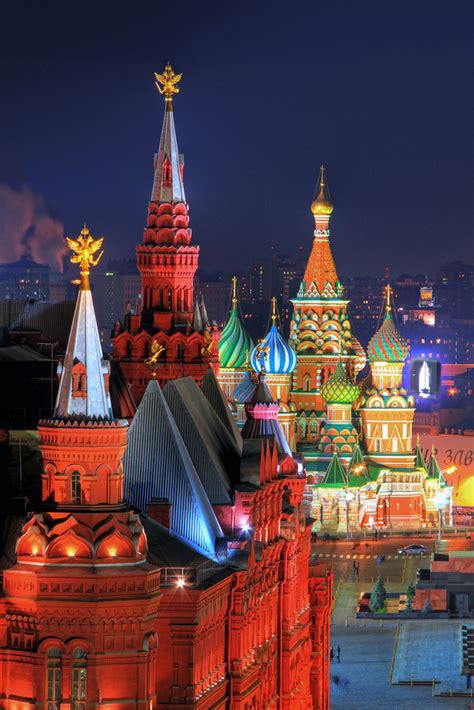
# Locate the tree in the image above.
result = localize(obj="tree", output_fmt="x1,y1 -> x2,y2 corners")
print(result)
405,581 -> 416,612
370,575 -> 387,612
422,599 -> 433,613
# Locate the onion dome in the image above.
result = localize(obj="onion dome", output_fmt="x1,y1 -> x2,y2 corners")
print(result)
367,286 -> 409,363
233,371 -> 256,404
218,277 -> 254,369
321,361 -> 359,405
250,298 -> 297,375
351,335 -> 367,373
310,165 -> 334,216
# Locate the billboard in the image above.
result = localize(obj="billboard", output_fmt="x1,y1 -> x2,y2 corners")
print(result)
410,358 -> 441,398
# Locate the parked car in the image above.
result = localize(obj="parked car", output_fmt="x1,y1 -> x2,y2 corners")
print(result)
398,544 -> 428,556
358,592 -> 371,612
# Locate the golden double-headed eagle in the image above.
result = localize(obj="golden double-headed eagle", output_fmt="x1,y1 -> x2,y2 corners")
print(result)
155,64 -> 183,102
66,226 -> 104,275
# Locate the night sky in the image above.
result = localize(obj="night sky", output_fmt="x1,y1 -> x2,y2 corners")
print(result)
0,0 -> 472,276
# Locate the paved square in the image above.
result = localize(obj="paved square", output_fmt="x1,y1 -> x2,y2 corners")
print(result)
393,620 -> 462,684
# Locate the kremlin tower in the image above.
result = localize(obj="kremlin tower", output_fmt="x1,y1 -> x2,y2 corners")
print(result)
250,297 -> 297,448
289,167 -> 366,453
112,65 -> 219,404
0,228 -> 161,706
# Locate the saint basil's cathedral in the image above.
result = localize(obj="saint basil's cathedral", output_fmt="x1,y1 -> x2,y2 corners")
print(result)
0,67 -> 333,708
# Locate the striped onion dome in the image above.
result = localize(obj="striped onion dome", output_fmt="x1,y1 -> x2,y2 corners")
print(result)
233,371 -> 256,403
218,303 -> 254,369
367,311 -> 409,363
250,324 -> 297,375
321,361 -> 359,405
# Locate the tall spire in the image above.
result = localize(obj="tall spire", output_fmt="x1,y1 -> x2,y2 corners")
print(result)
55,227 -> 112,419
301,166 -> 341,298
151,63 -> 186,204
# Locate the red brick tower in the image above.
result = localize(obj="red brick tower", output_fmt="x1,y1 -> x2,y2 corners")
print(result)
112,65 -> 219,404
0,229 -> 161,707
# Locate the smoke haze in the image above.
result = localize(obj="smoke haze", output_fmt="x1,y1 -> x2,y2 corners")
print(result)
0,185 -> 66,271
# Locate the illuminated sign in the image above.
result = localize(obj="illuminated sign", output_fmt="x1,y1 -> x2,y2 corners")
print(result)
410,358 -> 440,398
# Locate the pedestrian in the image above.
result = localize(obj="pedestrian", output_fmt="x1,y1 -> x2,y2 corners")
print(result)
356,561 -> 360,578
330,647 -> 334,662
352,560 -> 357,575
336,644 -> 341,663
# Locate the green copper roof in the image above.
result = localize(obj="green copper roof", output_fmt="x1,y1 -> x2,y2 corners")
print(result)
322,453 -> 348,485
321,360 -> 359,405
218,303 -> 254,369
415,442 -> 428,473
427,449 -> 444,482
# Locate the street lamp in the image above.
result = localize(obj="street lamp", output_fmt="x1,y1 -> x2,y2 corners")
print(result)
345,490 -> 354,540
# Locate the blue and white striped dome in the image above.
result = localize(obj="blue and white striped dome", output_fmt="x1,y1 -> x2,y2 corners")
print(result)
233,371 -> 256,403
251,324 -> 297,375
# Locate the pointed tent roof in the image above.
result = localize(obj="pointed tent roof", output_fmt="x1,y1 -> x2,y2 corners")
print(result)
427,446 -> 444,482
55,227 -> 112,419
414,436 -> 428,473
200,367 -> 243,451
218,277 -> 254,369
322,453 -> 348,486
150,68 -> 186,204
200,296 -> 210,329
123,379 -> 224,558
301,167 -> 341,298
348,443 -> 369,478
163,377 -> 240,502
192,299 -> 203,333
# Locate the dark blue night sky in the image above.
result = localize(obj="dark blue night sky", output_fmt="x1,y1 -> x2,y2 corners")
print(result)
0,0 -> 472,275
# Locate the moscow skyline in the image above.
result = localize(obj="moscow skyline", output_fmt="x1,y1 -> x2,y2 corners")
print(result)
0,0 -> 472,276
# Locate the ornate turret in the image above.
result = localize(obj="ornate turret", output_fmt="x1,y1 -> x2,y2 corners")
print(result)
241,372 -> 292,455
367,285 -> 409,390
319,361 -> 359,455
321,360 -> 359,405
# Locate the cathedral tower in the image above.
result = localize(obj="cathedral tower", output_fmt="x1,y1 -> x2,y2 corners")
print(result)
289,167 -> 365,453
112,65 -> 219,404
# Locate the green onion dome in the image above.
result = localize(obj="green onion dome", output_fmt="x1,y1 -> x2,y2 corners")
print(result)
321,361 -> 359,405
367,311 -> 409,363
218,303 -> 254,369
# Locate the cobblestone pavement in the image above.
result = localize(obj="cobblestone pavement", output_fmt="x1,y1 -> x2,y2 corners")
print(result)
393,620 -> 462,684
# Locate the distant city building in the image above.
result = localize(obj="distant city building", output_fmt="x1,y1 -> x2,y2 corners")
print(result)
198,274 -> 228,326
0,255 -> 49,301
92,268 -> 141,350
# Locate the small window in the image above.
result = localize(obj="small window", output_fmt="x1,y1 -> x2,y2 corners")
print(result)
47,647 -> 61,704
71,471 -> 81,504
72,648 -> 87,709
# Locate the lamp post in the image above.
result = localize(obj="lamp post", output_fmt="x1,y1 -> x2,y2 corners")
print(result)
345,490 -> 354,540
435,466 -> 456,540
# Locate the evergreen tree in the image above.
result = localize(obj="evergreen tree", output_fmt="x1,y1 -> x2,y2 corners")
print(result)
370,575 -> 387,612
405,581 -> 416,611
422,599 -> 433,613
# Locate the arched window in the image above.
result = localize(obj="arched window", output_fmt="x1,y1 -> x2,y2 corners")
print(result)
47,647 -> 61,707
71,471 -> 81,504
157,288 -> 163,309
72,648 -> 87,709
303,373 -> 311,392
176,343 -> 184,360
167,288 -> 172,311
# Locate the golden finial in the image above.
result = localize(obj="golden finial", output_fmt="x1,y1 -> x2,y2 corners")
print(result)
231,276 -> 238,306
271,296 -> 278,325
244,348 -> 250,368
311,165 -> 334,216
385,284 -> 392,315
416,433 -> 420,446
66,226 -> 104,290
155,63 -> 183,109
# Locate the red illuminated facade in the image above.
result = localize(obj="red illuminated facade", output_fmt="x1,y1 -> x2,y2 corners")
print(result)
112,66 -> 219,404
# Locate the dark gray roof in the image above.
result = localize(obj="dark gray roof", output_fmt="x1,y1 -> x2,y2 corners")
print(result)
123,380 -> 224,558
200,367 -> 243,453
163,377 -> 239,504
8,300 -> 75,348
0,345 -> 49,362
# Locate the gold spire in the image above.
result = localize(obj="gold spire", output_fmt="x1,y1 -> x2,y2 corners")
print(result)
271,296 -> 278,325
155,63 -> 182,111
311,165 -> 334,216
66,226 -> 104,291
231,276 -> 238,307
416,433 -> 420,446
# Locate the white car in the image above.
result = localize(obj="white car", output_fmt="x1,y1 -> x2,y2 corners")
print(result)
398,544 -> 428,556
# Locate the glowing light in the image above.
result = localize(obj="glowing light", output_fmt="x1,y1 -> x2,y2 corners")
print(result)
241,523 -> 250,533
176,578 -> 185,588
108,548 -> 117,558
31,545 -> 39,556
66,547 -> 76,558
446,466 -> 457,474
